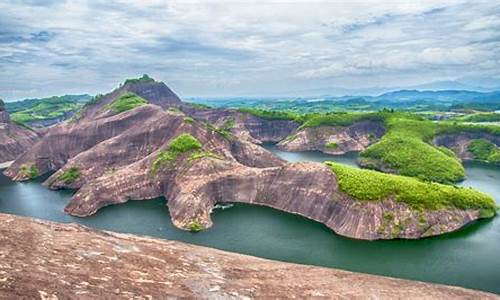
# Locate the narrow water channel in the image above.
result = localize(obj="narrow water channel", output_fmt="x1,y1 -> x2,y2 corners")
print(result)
0,146 -> 499,294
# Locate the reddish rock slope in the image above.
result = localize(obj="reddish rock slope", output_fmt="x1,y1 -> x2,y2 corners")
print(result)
0,213 -> 497,299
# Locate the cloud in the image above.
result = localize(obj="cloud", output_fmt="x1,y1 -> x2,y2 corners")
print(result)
0,0 -> 499,98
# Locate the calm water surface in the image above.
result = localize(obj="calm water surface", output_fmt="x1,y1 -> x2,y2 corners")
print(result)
0,145 -> 499,294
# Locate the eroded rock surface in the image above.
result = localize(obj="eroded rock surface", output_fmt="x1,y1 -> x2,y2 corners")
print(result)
0,213 -> 497,299
3,80 -> 491,240
0,99 -> 40,163
182,106 -> 299,143
277,121 -> 385,154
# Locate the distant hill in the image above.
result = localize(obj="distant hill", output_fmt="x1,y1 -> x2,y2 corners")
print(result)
5,94 -> 92,127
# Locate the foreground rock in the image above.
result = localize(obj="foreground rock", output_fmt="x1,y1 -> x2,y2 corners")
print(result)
4,78 -> 496,240
0,213 -> 497,299
0,99 -> 39,163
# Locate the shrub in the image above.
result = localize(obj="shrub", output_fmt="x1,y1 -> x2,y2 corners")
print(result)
183,116 -> 194,123
123,74 -> 155,85
360,116 -> 465,184
58,167 -> 80,184
468,139 -> 496,161
108,93 -> 147,113
325,142 -> 339,150
151,134 -> 203,173
18,164 -> 39,179
326,161 -> 497,213
187,219 -> 204,232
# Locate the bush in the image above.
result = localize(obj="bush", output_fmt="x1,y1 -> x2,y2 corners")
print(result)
187,219 -> 204,232
151,134 -> 203,173
123,74 -> 155,85
326,161 -> 497,213
325,142 -> 339,150
360,116 -> 465,183
468,139 -> 495,160
108,93 -> 147,113
58,167 -> 80,184
18,164 -> 39,179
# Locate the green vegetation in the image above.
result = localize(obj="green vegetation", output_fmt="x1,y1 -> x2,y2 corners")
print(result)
187,219 -> 204,232
6,95 -> 91,124
467,139 -> 500,164
123,74 -> 155,85
238,108 -> 303,122
455,113 -> 500,123
18,164 -> 39,179
325,142 -> 339,150
58,167 -> 80,184
300,111 -> 387,128
183,116 -> 194,123
326,162 -> 497,214
359,115 -> 466,183
151,134 -> 203,173
108,92 -> 148,114
188,151 -> 222,162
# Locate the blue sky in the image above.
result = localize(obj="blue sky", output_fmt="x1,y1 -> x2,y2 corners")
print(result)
1,0 -> 499,99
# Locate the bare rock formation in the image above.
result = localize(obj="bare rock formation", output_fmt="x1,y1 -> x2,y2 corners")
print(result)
277,121 -> 386,155
182,105 -> 299,143
1,213 -> 497,299
3,80 -> 493,240
0,99 -> 40,163
434,132 -> 500,160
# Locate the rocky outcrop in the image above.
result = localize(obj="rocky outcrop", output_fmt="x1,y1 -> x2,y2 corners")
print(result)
4,80 -> 493,240
277,121 -> 385,154
434,132 -> 500,160
182,106 -> 299,143
0,99 -> 40,163
1,214 -> 496,299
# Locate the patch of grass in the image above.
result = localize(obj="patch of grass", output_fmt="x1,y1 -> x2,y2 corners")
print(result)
360,116 -> 465,183
326,161 -> 497,212
58,167 -> 80,184
299,111 -> 387,128
123,74 -> 155,85
238,108 -> 303,122
187,219 -> 204,232
468,139 -> 495,160
325,142 -> 339,150
188,151 -> 223,162
455,113 -> 500,123
183,116 -> 194,124
108,92 -> 147,114
151,134 -> 203,173
18,164 -> 39,179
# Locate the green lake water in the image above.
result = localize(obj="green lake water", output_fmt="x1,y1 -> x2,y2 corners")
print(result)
0,145 -> 499,294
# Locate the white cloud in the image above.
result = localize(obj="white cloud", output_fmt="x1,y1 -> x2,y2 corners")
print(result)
0,0 -> 499,98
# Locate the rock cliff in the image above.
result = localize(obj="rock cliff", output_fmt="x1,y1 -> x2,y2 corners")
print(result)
182,105 -> 299,143
1,214 -> 496,299
277,121 -> 385,154
4,79 -> 495,240
0,99 -> 40,163
434,132 -> 500,160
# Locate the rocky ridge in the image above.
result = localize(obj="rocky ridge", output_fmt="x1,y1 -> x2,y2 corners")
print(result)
277,120 -> 385,154
4,79 -> 496,240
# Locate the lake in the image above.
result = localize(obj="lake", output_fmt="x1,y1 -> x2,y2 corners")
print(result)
0,145 -> 499,294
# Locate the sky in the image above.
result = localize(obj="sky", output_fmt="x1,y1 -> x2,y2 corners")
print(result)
1,0 -> 500,100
